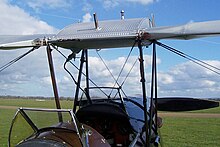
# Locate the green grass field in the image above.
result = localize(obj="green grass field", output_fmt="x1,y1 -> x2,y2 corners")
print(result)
0,98 -> 219,147
160,116 -> 220,147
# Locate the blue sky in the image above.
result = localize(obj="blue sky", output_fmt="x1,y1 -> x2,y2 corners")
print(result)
0,0 -> 220,98
10,0 -> 220,28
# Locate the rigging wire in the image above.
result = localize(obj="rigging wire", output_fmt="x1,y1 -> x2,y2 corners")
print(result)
0,47 -> 38,73
96,50 -> 119,86
156,41 -> 220,75
120,57 -> 139,87
34,12 -> 81,21
95,50 -> 128,98
53,47 -> 109,97
109,39 -> 138,96
96,49 -> 139,95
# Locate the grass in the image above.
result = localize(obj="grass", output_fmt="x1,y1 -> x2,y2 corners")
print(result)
161,117 -> 220,147
0,98 -> 73,109
0,98 -> 220,146
159,104 -> 220,146
0,109 -> 16,146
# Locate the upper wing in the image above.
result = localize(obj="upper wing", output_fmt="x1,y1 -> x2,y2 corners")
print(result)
0,19 -> 220,51
50,19 -> 220,51
146,20 -> 220,40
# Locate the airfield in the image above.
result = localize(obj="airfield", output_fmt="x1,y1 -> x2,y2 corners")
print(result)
0,97 -> 219,147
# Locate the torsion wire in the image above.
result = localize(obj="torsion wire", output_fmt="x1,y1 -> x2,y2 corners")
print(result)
109,39 -> 138,96
95,50 -> 128,98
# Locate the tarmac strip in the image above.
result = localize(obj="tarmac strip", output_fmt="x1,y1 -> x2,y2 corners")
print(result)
0,105 -> 19,110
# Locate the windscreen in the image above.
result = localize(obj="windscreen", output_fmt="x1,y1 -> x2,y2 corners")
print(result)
9,109 -> 80,147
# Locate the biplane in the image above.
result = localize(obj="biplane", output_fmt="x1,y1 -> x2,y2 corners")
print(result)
0,13 -> 219,147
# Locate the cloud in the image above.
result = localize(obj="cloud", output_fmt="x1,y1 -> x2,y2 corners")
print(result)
1,0 -> 220,98
100,0 -> 157,9
102,0 -> 120,9
82,13 -> 92,22
82,2 -> 93,12
0,1 -> 58,35
85,54 -> 152,96
1,46 -> 220,98
23,0 -> 72,12
158,73 -> 174,84
0,0 -> 59,96
157,60 -> 220,98
126,0 -> 156,5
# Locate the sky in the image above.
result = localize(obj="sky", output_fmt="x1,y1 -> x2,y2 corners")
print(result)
0,0 -> 220,98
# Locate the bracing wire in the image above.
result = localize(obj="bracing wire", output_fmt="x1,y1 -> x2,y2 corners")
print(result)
95,50 -> 128,98
120,57 -> 139,87
96,49 -> 139,92
96,50 -> 119,86
114,40 -> 137,83
34,12 -> 81,22
156,41 -> 220,75
109,39 -> 138,96
0,47 -> 38,73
